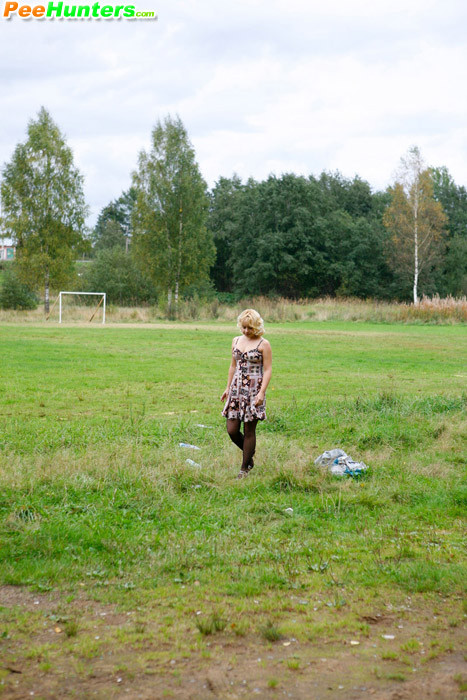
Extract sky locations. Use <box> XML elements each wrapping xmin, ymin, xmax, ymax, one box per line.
<box><xmin>1</xmin><ymin>0</ymin><xmax>466</xmax><ymax>227</ymax></box>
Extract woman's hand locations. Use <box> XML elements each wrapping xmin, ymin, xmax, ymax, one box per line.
<box><xmin>254</xmin><ymin>392</ymin><xmax>265</xmax><ymax>406</ymax></box>
<box><xmin>221</xmin><ymin>389</ymin><xmax>229</xmax><ymax>402</ymax></box>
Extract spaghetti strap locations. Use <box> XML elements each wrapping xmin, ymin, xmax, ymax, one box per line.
<box><xmin>234</xmin><ymin>337</ymin><xmax>239</xmax><ymax>347</ymax></box>
<box><xmin>255</xmin><ymin>338</ymin><xmax>264</xmax><ymax>350</ymax></box>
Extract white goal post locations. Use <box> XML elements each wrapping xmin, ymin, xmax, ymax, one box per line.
<box><xmin>58</xmin><ymin>291</ymin><xmax>106</xmax><ymax>324</ymax></box>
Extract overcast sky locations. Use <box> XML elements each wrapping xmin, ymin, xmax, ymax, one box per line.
<box><xmin>1</xmin><ymin>0</ymin><xmax>466</xmax><ymax>226</ymax></box>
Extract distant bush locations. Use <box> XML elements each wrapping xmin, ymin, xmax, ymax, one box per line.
<box><xmin>183</xmin><ymin>278</ymin><xmax>216</xmax><ymax>301</ymax></box>
<box><xmin>216</xmin><ymin>291</ymin><xmax>241</xmax><ymax>304</ymax></box>
<box><xmin>80</xmin><ymin>247</ymin><xmax>156</xmax><ymax>305</ymax></box>
<box><xmin>0</xmin><ymin>268</ymin><xmax>38</xmax><ymax>310</ymax></box>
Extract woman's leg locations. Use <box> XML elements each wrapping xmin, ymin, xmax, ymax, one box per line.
<box><xmin>226</xmin><ymin>418</ymin><xmax>244</xmax><ymax>452</ymax></box>
<box><xmin>240</xmin><ymin>419</ymin><xmax>258</xmax><ymax>471</ymax></box>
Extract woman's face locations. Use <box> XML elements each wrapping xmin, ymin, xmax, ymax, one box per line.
<box><xmin>241</xmin><ymin>324</ymin><xmax>256</xmax><ymax>338</ymax></box>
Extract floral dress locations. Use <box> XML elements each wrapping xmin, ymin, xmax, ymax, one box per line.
<box><xmin>222</xmin><ymin>338</ymin><xmax>266</xmax><ymax>422</ymax></box>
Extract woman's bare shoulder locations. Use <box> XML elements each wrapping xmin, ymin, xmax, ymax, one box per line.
<box><xmin>260</xmin><ymin>337</ymin><xmax>271</xmax><ymax>347</ymax></box>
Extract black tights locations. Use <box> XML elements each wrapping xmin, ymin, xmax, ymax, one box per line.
<box><xmin>226</xmin><ymin>418</ymin><xmax>258</xmax><ymax>471</ymax></box>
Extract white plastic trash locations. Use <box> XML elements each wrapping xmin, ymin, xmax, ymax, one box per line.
<box><xmin>314</xmin><ymin>449</ymin><xmax>346</xmax><ymax>467</ymax></box>
<box><xmin>315</xmin><ymin>449</ymin><xmax>368</xmax><ymax>477</ymax></box>
<box><xmin>179</xmin><ymin>442</ymin><xmax>201</xmax><ymax>450</ymax></box>
<box><xmin>186</xmin><ymin>459</ymin><xmax>202</xmax><ymax>468</ymax></box>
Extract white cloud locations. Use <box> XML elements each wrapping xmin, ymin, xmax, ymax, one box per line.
<box><xmin>1</xmin><ymin>0</ymin><xmax>466</xmax><ymax>224</ymax></box>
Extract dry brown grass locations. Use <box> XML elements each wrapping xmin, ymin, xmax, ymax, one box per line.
<box><xmin>398</xmin><ymin>294</ymin><xmax>467</xmax><ymax>322</ymax></box>
<box><xmin>1</xmin><ymin>295</ymin><xmax>466</xmax><ymax>324</ymax></box>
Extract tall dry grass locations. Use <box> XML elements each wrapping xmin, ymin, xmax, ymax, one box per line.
<box><xmin>1</xmin><ymin>295</ymin><xmax>466</xmax><ymax>324</ymax></box>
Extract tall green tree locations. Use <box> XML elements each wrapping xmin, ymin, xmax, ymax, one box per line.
<box><xmin>431</xmin><ymin>166</ymin><xmax>467</xmax><ymax>296</ymax></box>
<box><xmin>208</xmin><ymin>175</ymin><xmax>244</xmax><ymax>292</ymax></box>
<box><xmin>316</xmin><ymin>171</ymin><xmax>374</xmax><ymax>218</ymax></box>
<box><xmin>208</xmin><ymin>171</ymin><xmax>392</xmax><ymax>300</ymax></box>
<box><xmin>132</xmin><ymin>115</ymin><xmax>214</xmax><ymax>317</ymax></box>
<box><xmin>383</xmin><ymin>147</ymin><xmax>446</xmax><ymax>304</ymax></box>
<box><xmin>0</xmin><ymin>107</ymin><xmax>88</xmax><ymax>312</ymax></box>
<box><xmin>92</xmin><ymin>187</ymin><xmax>136</xmax><ymax>253</ymax></box>
<box><xmin>232</xmin><ymin>174</ymin><xmax>323</xmax><ymax>297</ymax></box>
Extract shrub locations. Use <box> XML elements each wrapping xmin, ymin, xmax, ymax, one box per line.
<box><xmin>80</xmin><ymin>247</ymin><xmax>156</xmax><ymax>305</ymax></box>
<box><xmin>0</xmin><ymin>268</ymin><xmax>38</xmax><ymax>310</ymax></box>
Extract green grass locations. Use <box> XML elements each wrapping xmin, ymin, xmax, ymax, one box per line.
<box><xmin>195</xmin><ymin>612</ymin><xmax>227</xmax><ymax>635</ymax></box>
<box><xmin>0</xmin><ymin>320</ymin><xmax>466</xmax><ymax>603</ymax></box>
<box><xmin>259</xmin><ymin>620</ymin><xmax>284</xmax><ymax>642</ymax></box>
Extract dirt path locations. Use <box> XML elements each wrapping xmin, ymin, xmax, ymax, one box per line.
<box><xmin>1</xmin><ymin>586</ymin><xmax>465</xmax><ymax>699</ymax></box>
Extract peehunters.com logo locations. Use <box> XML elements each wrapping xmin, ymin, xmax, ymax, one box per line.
<box><xmin>2</xmin><ymin>1</ymin><xmax>157</xmax><ymax>18</ymax></box>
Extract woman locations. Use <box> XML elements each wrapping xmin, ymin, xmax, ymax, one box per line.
<box><xmin>221</xmin><ymin>309</ymin><xmax>272</xmax><ymax>478</ymax></box>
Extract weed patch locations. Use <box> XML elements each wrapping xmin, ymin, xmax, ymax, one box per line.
<box><xmin>259</xmin><ymin>620</ymin><xmax>284</xmax><ymax>642</ymax></box>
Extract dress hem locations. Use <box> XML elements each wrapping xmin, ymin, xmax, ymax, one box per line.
<box><xmin>222</xmin><ymin>411</ymin><xmax>266</xmax><ymax>422</ymax></box>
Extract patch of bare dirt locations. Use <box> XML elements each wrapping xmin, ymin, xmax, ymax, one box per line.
<box><xmin>1</xmin><ymin>587</ymin><xmax>465</xmax><ymax>700</ymax></box>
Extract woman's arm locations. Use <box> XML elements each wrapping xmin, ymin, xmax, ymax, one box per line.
<box><xmin>254</xmin><ymin>339</ymin><xmax>272</xmax><ymax>405</ymax></box>
<box><xmin>220</xmin><ymin>338</ymin><xmax>238</xmax><ymax>401</ymax></box>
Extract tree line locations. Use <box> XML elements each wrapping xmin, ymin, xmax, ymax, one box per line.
<box><xmin>1</xmin><ymin>108</ymin><xmax>466</xmax><ymax>314</ymax></box>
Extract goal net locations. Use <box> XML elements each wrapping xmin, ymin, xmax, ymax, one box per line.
<box><xmin>52</xmin><ymin>291</ymin><xmax>106</xmax><ymax>324</ymax></box>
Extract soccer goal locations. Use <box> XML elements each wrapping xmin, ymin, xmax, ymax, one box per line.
<box><xmin>52</xmin><ymin>291</ymin><xmax>106</xmax><ymax>324</ymax></box>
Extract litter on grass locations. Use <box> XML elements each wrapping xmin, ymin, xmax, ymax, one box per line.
<box><xmin>314</xmin><ymin>448</ymin><xmax>368</xmax><ymax>477</ymax></box>
<box><xmin>179</xmin><ymin>442</ymin><xmax>201</xmax><ymax>450</ymax></box>
<box><xmin>186</xmin><ymin>459</ymin><xmax>202</xmax><ymax>468</ymax></box>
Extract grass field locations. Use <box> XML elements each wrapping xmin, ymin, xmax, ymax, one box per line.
<box><xmin>0</xmin><ymin>320</ymin><xmax>466</xmax><ymax>699</ymax></box>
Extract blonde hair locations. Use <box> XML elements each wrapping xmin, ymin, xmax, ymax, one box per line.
<box><xmin>237</xmin><ymin>308</ymin><xmax>264</xmax><ymax>337</ymax></box>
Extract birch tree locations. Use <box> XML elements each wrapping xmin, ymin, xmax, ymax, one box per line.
<box><xmin>132</xmin><ymin>115</ymin><xmax>214</xmax><ymax>318</ymax></box>
<box><xmin>0</xmin><ymin>107</ymin><xmax>88</xmax><ymax>313</ymax></box>
<box><xmin>384</xmin><ymin>147</ymin><xmax>446</xmax><ymax>304</ymax></box>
